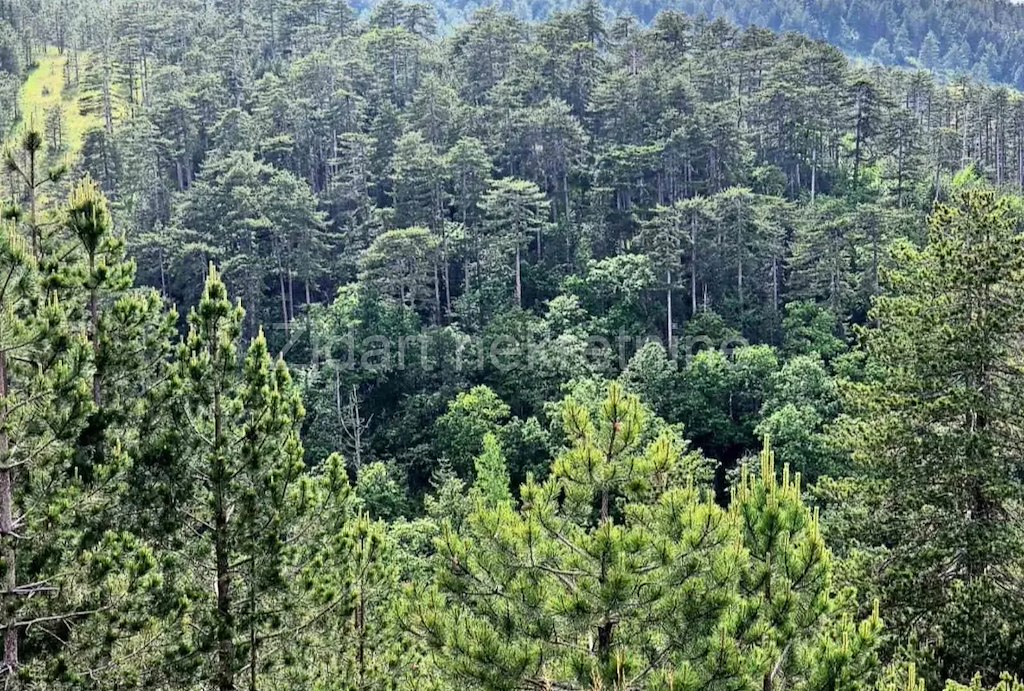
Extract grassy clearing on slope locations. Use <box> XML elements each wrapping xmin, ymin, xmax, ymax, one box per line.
<box><xmin>10</xmin><ymin>46</ymin><xmax>103</xmax><ymax>162</ymax></box>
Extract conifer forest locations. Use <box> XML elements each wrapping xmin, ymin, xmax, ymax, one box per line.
<box><xmin>5</xmin><ymin>0</ymin><xmax>1024</xmax><ymax>689</ymax></box>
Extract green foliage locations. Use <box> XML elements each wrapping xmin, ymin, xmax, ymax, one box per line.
<box><xmin>357</xmin><ymin>461</ymin><xmax>412</xmax><ymax>521</ymax></box>
<box><xmin>479</xmin><ymin>177</ymin><xmax>550</xmax><ymax>310</ymax></box>
<box><xmin>732</xmin><ymin>440</ymin><xmax>882</xmax><ymax>691</ymax></box>
<box><xmin>434</xmin><ymin>385</ymin><xmax>511</xmax><ymax>477</ymax></box>
<box><xmin>413</xmin><ymin>387</ymin><xmax>880</xmax><ymax>690</ymax></box>
<box><xmin>0</xmin><ymin>134</ymin><xmax>160</xmax><ymax>688</ymax></box>
<box><xmin>469</xmin><ymin>433</ymin><xmax>513</xmax><ymax>507</ymax></box>
<box><xmin>7</xmin><ymin>2</ymin><xmax>1024</xmax><ymax>688</ymax></box>
<box><xmin>947</xmin><ymin>673</ymin><xmax>1024</xmax><ymax>691</ymax></box>
<box><xmin>165</xmin><ymin>150</ymin><xmax>327</xmax><ymax>333</ymax></box>
<box><xmin>828</xmin><ymin>188</ymin><xmax>1024</xmax><ymax>681</ymax></box>
<box><xmin>359</xmin><ymin>227</ymin><xmax>439</xmax><ymax>312</ymax></box>
<box><xmin>756</xmin><ymin>356</ymin><xmax>842</xmax><ymax>480</ymax></box>
<box><xmin>781</xmin><ymin>301</ymin><xmax>845</xmax><ymax>361</ymax></box>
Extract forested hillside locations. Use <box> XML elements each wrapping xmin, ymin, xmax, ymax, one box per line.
<box><xmin>2</xmin><ymin>0</ymin><xmax>1024</xmax><ymax>689</ymax></box>
<box><xmin>678</xmin><ymin>0</ymin><xmax>1024</xmax><ymax>87</ymax></box>
<box><xmin>12</xmin><ymin>0</ymin><xmax>1024</xmax><ymax>90</ymax></box>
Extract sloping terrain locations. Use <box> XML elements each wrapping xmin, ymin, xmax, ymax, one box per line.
<box><xmin>9</xmin><ymin>46</ymin><xmax>103</xmax><ymax>161</ymax></box>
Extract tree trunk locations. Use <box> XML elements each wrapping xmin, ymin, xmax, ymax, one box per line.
<box><xmin>666</xmin><ymin>270</ymin><xmax>673</xmax><ymax>357</ymax></box>
<box><xmin>690</xmin><ymin>215</ymin><xmax>698</xmax><ymax>316</ymax></box>
<box><xmin>28</xmin><ymin>148</ymin><xmax>37</xmax><ymax>260</ymax></box>
<box><xmin>810</xmin><ymin>147</ymin><xmax>817</xmax><ymax>203</ymax></box>
<box><xmin>287</xmin><ymin>269</ymin><xmax>295</xmax><ymax>324</ymax></box>
<box><xmin>736</xmin><ymin>224</ymin><xmax>744</xmax><ymax>310</ymax></box>
<box><xmin>89</xmin><ymin>278</ymin><xmax>101</xmax><ymax>405</ymax></box>
<box><xmin>212</xmin><ymin>375</ymin><xmax>234</xmax><ymax>691</ymax></box>
<box><xmin>279</xmin><ymin>270</ymin><xmax>289</xmax><ymax>337</ymax></box>
<box><xmin>249</xmin><ymin>576</ymin><xmax>257</xmax><ymax>691</ymax></box>
<box><xmin>433</xmin><ymin>263</ymin><xmax>441</xmax><ymax>326</ymax></box>
<box><xmin>772</xmin><ymin>256</ymin><xmax>779</xmax><ymax>316</ymax></box>
<box><xmin>514</xmin><ymin>246</ymin><xmax>522</xmax><ymax>308</ymax></box>
<box><xmin>0</xmin><ymin>352</ymin><xmax>18</xmax><ymax>673</ymax></box>
<box><xmin>356</xmin><ymin>586</ymin><xmax>366</xmax><ymax>689</ymax></box>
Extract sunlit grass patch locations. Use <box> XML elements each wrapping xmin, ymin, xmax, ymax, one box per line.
<box><xmin>9</xmin><ymin>46</ymin><xmax>104</xmax><ymax>163</ymax></box>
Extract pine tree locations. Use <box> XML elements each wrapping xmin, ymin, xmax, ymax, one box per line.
<box><xmin>479</xmin><ymin>178</ymin><xmax>550</xmax><ymax>309</ymax></box>
<box><xmin>845</xmin><ymin>74</ymin><xmax>886</xmax><ymax>184</ymax></box>
<box><xmin>326</xmin><ymin>132</ymin><xmax>380</xmax><ymax>283</ymax></box>
<box><xmin>917</xmin><ymin>31</ymin><xmax>941</xmax><ymax>70</ymax></box>
<box><xmin>169</xmin><ymin>151</ymin><xmax>326</xmax><ymax>335</ymax></box>
<box><xmin>358</xmin><ymin>227</ymin><xmax>439</xmax><ymax>313</ymax></box>
<box><xmin>636</xmin><ymin>202</ymin><xmax>689</xmax><ymax>352</ymax></box>
<box><xmin>411</xmin><ymin>385</ymin><xmax>881</xmax><ymax>690</ymax></box>
<box><xmin>337</xmin><ymin>514</ymin><xmax>406</xmax><ymax>690</ymax></box>
<box><xmin>732</xmin><ymin>440</ymin><xmax>881</xmax><ymax>691</ymax></box>
<box><xmin>63</xmin><ymin>177</ymin><xmax>135</xmax><ymax>405</ymax></box>
<box><xmin>159</xmin><ymin>267</ymin><xmax>314</xmax><ymax>690</ymax></box>
<box><xmin>830</xmin><ymin>188</ymin><xmax>1024</xmax><ymax>681</ymax></box>
<box><xmin>3</xmin><ymin>130</ymin><xmax>66</xmax><ymax>259</ymax></box>
<box><xmin>0</xmin><ymin>150</ymin><xmax>158</xmax><ymax>687</ymax></box>
<box><xmin>391</xmin><ymin>131</ymin><xmax>446</xmax><ymax>231</ymax></box>
<box><xmin>276</xmin><ymin>460</ymin><xmax>413</xmax><ymax>691</ymax></box>
<box><xmin>412</xmin><ymin>383</ymin><xmax>741</xmax><ymax>690</ymax></box>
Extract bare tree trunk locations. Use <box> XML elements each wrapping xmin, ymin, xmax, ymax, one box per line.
<box><xmin>350</xmin><ymin>387</ymin><xmax>363</xmax><ymax>473</ymax></box>
<box><xmin>279</xmin><ymin>271</ymin><xmax>289</xmax><ymax>337</ymax></box>
<box><xmin>28</xmin><ymin>147</ymin><xmax>37</xmax><ymax>260</ymax></box>
<box><xmin>159</xmin><ymin>248</ymin><xmax>168</xmax><ymax>297</ymax></box>
<box><xmin>772</xmin><ymin>257</ymin><xmax>779</xmax><ymax>314</ymax></box>
<box><xmin>356</xmin><ymin>586</ymin><xmax>366</xmax><ymax>689</ymax></box>
<box><xmin>89</xmin><ymin>257</ymin><xmax>101</xmax><ymax>405</ymax></box>
<box><xmin>441</xmin><ymin>228</ymin><xmax>452</xmax><ymax>321</ymax></box>
<box><xmin>249</xmin><ymin>577</ymin><xmax>257</xmax><ymax>691</ymax></box>
<box><xmin>287</xmin><ymin>269</ymin><xmax>295</xmax><ymax>324</ymax></box>
<box><xmin>810</xmin><ymin>147</ymin><xmax>817</xmax><ymax>203</ymax></box>
<box><xmin>433</xmin><ymin>264</ymin><xmax>441</xmax><ymax>325</ymax></box>
<box><xmin>736</xmin><ymin>223</ymin><xmax>744</xmax><ymax>310</ymax></box>
<box><xmin>563</xmin><ymin>172</ymin><xmax>570</xmax><ymax>221</ymax></box>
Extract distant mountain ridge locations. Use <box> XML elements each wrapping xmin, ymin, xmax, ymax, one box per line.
<box><xmin>674</xmin><ymin>0</ymin><xmax>1024</xmax><ymax>86</ymax></box>
<box><xmin>416</xmin><ymin>0</ymin><xmax>1024</xmax><ymax>89</ymax></box>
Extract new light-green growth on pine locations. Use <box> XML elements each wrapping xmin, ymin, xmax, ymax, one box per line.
<box><xmin>413</xmin><ymin>386</ymin><xmax>881</xmax><ymax>691</ymax></box>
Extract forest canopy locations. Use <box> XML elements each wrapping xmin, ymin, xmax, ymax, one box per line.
<box><xmin>2</xmin><ymin>0</ymin><xmax>1024</xmax><ymax>690</ymax></box>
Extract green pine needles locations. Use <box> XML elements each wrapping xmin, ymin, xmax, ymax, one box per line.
<box><xmin>411</xmin><ymin>385</ymin><xmax>880</xmax><ymax>691</ymax></box>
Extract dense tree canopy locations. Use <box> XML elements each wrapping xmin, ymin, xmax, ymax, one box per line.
<box><xmin>3</xmin><ymin>1</ymin><xmax>1024</xmax><ymax>690</ymax></box>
